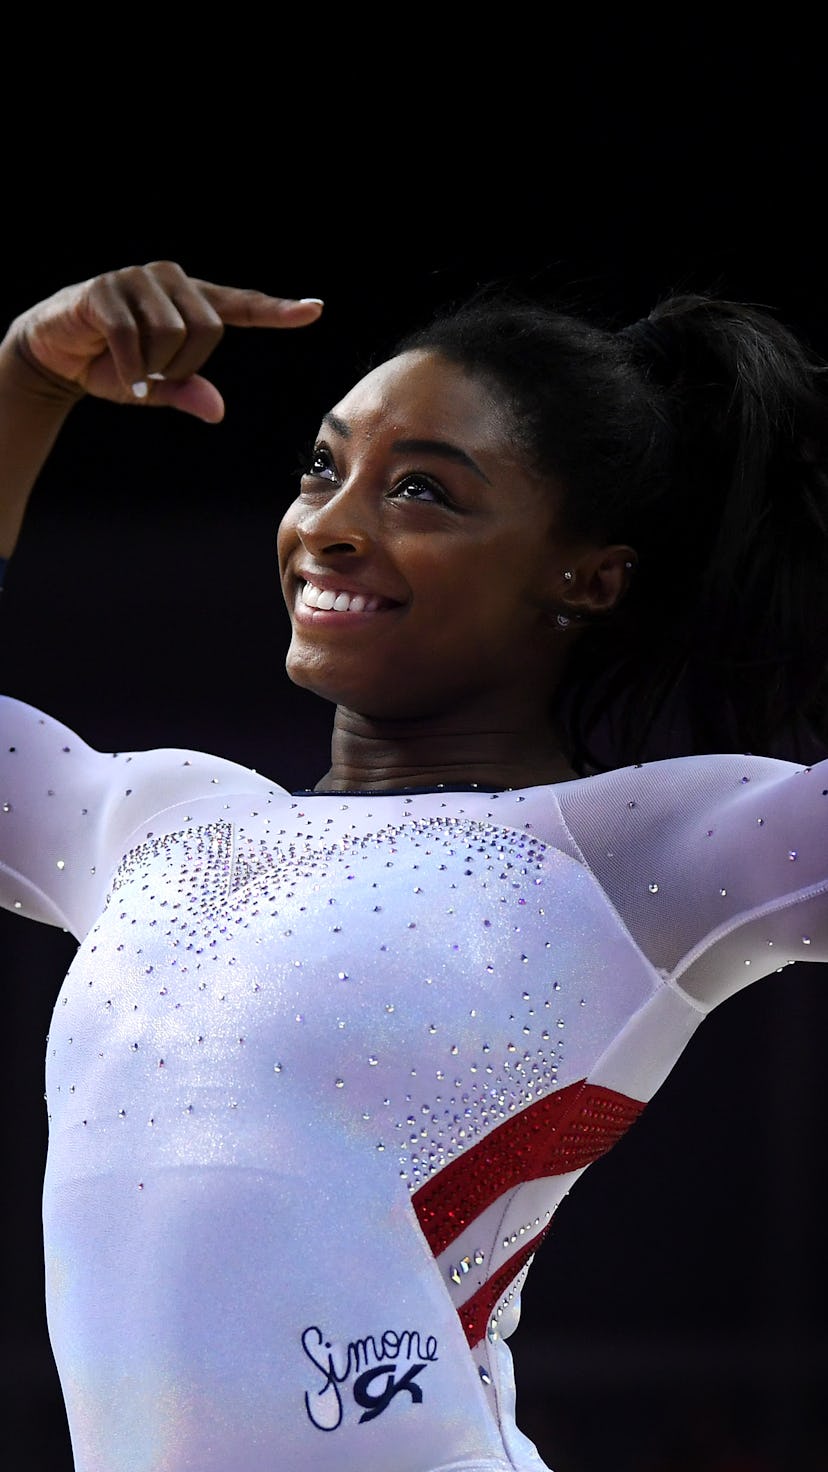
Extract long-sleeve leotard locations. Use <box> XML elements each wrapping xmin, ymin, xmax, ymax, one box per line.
<box><xmin>1</xmin><ymin>696</ymin><xmax>826</xmax><ymax>1472</ymax></box>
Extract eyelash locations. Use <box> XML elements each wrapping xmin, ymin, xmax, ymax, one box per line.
<box><xmin>298</xmin><ymin>445</ymin><xmax>451</xmax><ymax>507</ymax></box>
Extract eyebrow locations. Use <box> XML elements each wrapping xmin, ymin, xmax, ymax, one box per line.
<box><xmin>321</xmin><ymin>412</ymin><xmax>491</xmax><ymax>484</ymax></box>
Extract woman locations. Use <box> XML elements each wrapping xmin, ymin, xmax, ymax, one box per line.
<box><xmin>1</xmin><ymin>261</ymin><xmax>826</xmax><ymax>1471</ymax></box>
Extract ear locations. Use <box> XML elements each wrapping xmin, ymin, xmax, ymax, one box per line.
<box><xmin>562</xmin><ymin>544</ymin><xmax>638</xmax><ymax>617</ymax></box>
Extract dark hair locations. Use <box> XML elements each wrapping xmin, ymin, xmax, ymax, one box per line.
<box><xmin>395</xmin><ymin>289</ymin><xmax>828</xmax><ymax>774</ymax></box>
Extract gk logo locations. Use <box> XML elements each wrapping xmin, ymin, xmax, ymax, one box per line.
<box><xmin>353</xmin><ymin>1363</ymin><xmax>426</xmax><ymax>1423</ymax></box>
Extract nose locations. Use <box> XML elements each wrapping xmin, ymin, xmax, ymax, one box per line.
<box><xmin>292</xmin><ymin>484</ymin><xmax>374</xmax><ymax>558</ymax></box>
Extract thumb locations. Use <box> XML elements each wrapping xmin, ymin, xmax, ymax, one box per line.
<box><xmin>132</xmin><ymin>373</ymin><xmax>225</xmax><ymax>423</ymax></box>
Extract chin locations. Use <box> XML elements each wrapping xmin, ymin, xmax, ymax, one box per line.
<box><xmin>284</xmin><ymin>654</ymin><xmax>355</xmax><ymax>710</ymax></box>
<box><xmin>284</xmin><ymin>641</ymin><xmax>487</xmax><ymax>722</ymax></box>
<box><xmin>286</xmin><ymin>666</ymin><xmax>430</xmax><ymax>722</ymax></box>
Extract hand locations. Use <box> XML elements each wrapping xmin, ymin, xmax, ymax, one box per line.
<box><xmin>9</xmin><ymin>261</ymin><xmax>323</xmax><ymax>423</ymax></box>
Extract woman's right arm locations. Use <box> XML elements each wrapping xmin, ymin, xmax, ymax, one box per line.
<box><xmin>0</xmin><ymin>260</ymin><xmax>323</xmax><ymax>559</ymax></box>
<box><xmin>1</xmin><ymin>262</ymin><xmax>323</xmax><ymax>928</ymax></box>
<box><xmin>0</xmin><ymin>314</ymin><xmax>81</xmax><ymax>559</ymax></box>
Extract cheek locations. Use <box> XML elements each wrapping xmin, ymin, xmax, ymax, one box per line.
<box><xmin>275</xmin><ymin>507</ymin><xmax>299</xmax><ymax>576</ymax></box>
<box><xmin>446</xmin><ymin>553</ymin><xmax>542</xmax><ymax>627</ymax></box>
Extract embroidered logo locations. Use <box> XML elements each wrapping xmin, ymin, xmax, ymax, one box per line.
<box><xmin>301</xmin><ymin>1325</ymin><xmax>439</xmax><ymax>1431</ymax></box>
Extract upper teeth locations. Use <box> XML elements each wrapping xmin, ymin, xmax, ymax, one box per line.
<box><xmin>301</xmin><ymin>580</ymin><xmax>381</xmax><ymax>613</ymax></box>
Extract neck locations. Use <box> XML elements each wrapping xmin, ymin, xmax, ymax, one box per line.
<box><xmin>312</xmin><ymin>705</ymin><xmax>578</xmax><ymax>793</ymax></box>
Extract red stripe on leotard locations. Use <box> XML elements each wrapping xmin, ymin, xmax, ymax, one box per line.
<box><xmin>412</xmin><ymin>1079</ymin><xmax>644</xmax><ymax>1258</ymax></box>
<box><xmin>459</xmin><ymin>1234</ymin><xmax>545</xmax><ymax>1349</ymax></box>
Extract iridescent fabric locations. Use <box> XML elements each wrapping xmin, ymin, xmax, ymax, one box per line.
<box><xmin>1</xmin><ymin>696</ymin><xmax>826</xmax><ymax>1471</ymax></box>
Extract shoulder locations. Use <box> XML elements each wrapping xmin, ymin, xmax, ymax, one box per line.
<box><xmin>0</xmin><ymin>696</ymin><xmax>292</xmax><ymax>935</ymax></box>
<box><xmin>550</xmin><ymin>748</ymin><xmax>820</xmax><ymax>908</ymax></box>
<box><xmin>556</xmin><ymin>750</ymin><xmax>802</xmax><ymax>824</ymax></box>
<box><xmin>0</xmin><ymin>695</ymin><xmax>285</xmax><ymax>801</ymax></box>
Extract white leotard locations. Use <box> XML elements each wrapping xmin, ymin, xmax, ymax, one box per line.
<box><xmin>2</xmin><ymin>695</ymin><xmax>826</xmax><ymax>1472</ymax></box>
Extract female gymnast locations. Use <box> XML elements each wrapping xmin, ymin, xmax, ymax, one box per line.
<box><xmin>1</xmin><ymin>261</ymin><xmax>826</xmax><ymax>1471</ymax></box>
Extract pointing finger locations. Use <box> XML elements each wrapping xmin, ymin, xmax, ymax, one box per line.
<box><xmin>187</xmin><ymin>282</ymin><xmax>324</xmax><ymax>331</ymax></box>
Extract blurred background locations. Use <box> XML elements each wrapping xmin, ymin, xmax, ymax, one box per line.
<box><xmin>1</xmin><ymin>27</ymin><xmax>827</xmax><ymax>1470</ymax></box>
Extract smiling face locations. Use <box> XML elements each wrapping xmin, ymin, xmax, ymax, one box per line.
<box><xmin>276</xmin><ymin>349</ymin><xmax>588</xmax><ymax>726</ymax></box>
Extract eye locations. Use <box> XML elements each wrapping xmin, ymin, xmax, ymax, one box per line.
<box><xmin>388</xmin><ymin>474</ymin><xmax>449</xmax><ymax>506</ymax></box>
<box><xmin>299</xmin><ymin>444</ymin><xmax>338</xmax><ymax>482</ymax></box>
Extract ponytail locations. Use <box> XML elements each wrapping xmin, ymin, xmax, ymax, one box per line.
<box><xmin>396</xmin><ymin>288</ymin><xmax>828</xmax><ymax>772</ymax></box>
<box><xmin>569</xmin><ymin>294</ymin><xmax>828</xmax><ymax>770</ymax></box>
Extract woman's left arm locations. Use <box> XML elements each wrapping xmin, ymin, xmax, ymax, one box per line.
<box><xmin>555</xmin><ymin>750</ymin><xmax>828</xmax><ymax>1009</ymax></box>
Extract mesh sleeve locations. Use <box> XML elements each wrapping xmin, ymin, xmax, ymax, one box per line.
<box><xmin>554</xmin><ymin>751</ymin><xmax>828</xmax><ymax>1007</ymax></box>
<box><xmin>0</xmin><ymin>697</ymin><xmax>278</xmax><ymax>940</ymax></box>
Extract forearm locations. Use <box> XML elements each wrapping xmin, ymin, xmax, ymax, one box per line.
<box><xmin>0</xmin><ymin>263</ymin><xmax>324</xmax><ymax>564</ymax></box>
<box><xmin>0</xmin><ymin>328</ymin><xmax>81</xmax><ymax>557</ymax></box>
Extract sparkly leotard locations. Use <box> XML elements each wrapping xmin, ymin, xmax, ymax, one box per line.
<box><xmin>2</xmin><ymin>696</ymin><xmax>827</xmax><ymax>1472</ymax></box>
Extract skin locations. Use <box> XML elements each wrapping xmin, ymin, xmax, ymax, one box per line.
<box><xmin>277</xmin><ymin>349</ymin><xmax>637</xmax><ymax>793</ymax></box>
<box><xmin>0</xmin><ymin>263</ymin><xmax>635</xmax><ymax>795</ymax></box>
<box><xmin>0</xmin><ymin>261</ymin><xmax>323</xmax><ymax>557</ymax></box>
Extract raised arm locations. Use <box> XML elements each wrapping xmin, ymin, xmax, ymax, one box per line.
<box><xmin>0</xmin><ymin>260</ymin><xmax>323</xmax><ymax>559</ymax></box>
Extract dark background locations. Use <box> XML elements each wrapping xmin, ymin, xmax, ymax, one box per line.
<box><xmin>2</xmin><ymin>35</ymin><xmax>828</xmax><ymax>1471</ymax></box>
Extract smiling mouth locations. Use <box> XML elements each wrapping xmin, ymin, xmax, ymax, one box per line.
<box><xmin>298</xmin><ymin>579</ymin><xmax>399</xmax><ymax>614</ymax></box>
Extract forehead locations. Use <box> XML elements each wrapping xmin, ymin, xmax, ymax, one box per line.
<box><xmin>329</xmin><ymin>349</ymin><xmax>516</xmax><ymax>453</ymax></box>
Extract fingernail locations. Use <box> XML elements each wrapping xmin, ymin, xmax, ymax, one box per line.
<box><xmin>299</xmin><ymin>298</ymin><xmax>324</xmax><ymax>306</ymax></box>
<box><xmin>131</xmin><ymin>380</ymin><xmax>148</xmax><ymax>399</ymax></box>
<box><xmin>147</xmin><ymin>372</ymin><xmax>166</xmax><ymax>381</ymax></box>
